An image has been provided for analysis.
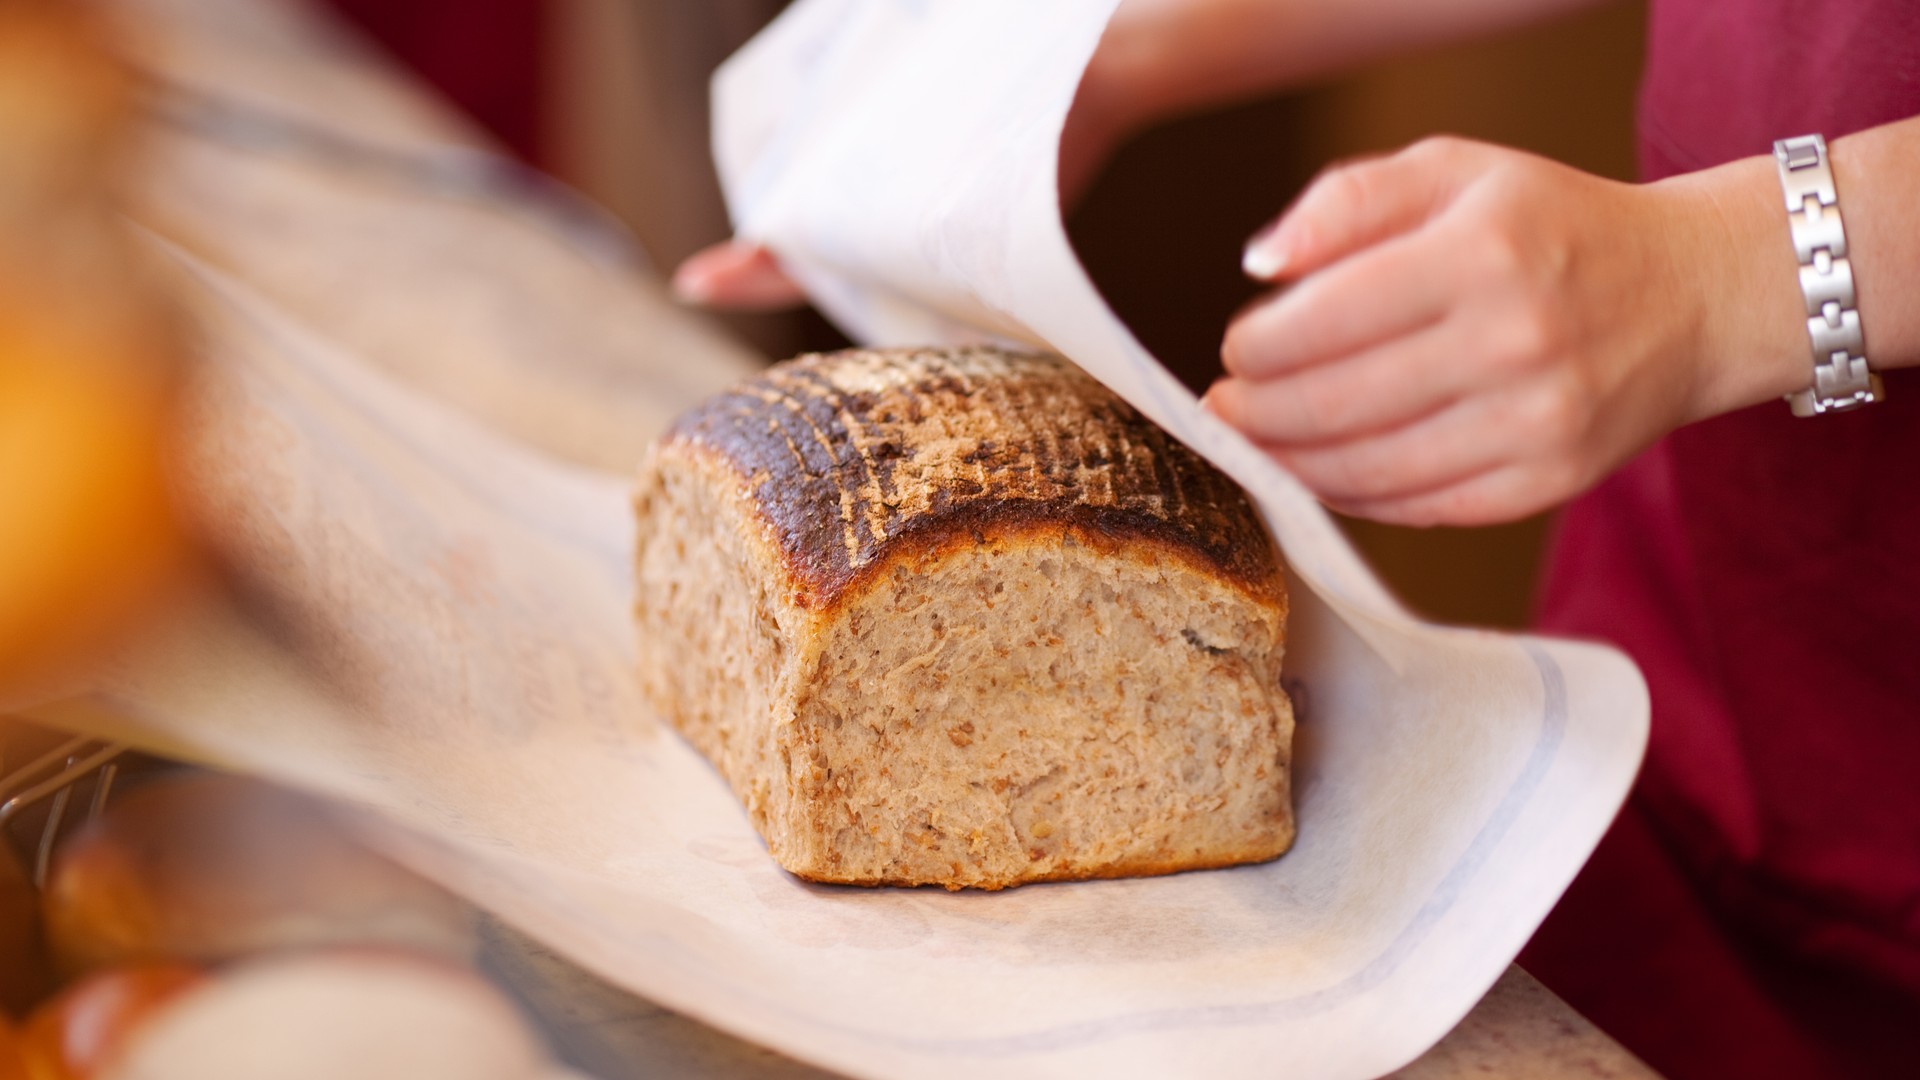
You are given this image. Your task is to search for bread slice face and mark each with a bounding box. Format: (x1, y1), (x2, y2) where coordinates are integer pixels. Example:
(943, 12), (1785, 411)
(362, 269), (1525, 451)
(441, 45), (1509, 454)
(634, 347), (1293, 889)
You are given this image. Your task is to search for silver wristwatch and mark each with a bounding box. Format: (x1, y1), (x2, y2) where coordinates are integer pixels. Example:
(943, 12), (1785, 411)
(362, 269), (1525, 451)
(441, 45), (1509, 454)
(1773, 134), (1884, 416)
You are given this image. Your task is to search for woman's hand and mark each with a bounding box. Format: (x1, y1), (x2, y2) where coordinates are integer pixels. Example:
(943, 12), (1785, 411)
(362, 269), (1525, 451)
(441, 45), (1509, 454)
(1210, 135), (1801, 527)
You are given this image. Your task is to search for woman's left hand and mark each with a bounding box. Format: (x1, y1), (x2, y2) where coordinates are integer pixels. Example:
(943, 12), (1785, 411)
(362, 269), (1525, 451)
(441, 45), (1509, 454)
(1209, 135), (1796, 526)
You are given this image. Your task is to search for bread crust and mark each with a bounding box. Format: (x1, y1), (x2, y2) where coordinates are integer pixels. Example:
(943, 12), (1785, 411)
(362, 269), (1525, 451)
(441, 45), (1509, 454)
(636, 347), (1293, 889)
(663, 347), (1282, 612)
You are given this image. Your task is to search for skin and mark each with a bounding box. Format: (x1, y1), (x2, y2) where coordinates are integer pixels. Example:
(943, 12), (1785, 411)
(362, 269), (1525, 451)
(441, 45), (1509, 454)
(674, 0), (1920, 526)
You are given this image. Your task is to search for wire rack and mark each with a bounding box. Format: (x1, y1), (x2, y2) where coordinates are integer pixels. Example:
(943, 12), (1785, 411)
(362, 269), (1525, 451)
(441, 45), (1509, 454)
(0, 729), (126, 888)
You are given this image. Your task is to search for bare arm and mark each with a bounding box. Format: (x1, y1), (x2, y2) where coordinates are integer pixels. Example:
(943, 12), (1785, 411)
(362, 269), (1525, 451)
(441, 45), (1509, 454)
(1083, 0), (1612, 139)
(675, 0), (1609, 306)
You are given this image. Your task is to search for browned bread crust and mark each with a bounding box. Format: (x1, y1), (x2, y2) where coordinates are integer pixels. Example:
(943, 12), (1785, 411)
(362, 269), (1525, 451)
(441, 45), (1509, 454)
(636, 346), (1293, 889)
(665, 347), (1282, 610)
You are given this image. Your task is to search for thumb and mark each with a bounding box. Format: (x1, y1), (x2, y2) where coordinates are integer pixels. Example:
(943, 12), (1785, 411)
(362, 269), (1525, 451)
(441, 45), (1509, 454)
(671, 241), (808, 311)
(1243, 136), (1482, 281)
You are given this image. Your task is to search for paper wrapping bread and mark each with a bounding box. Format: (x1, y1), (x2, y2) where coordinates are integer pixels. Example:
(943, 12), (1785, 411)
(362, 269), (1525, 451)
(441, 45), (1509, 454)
(634, 346), (1294, 889)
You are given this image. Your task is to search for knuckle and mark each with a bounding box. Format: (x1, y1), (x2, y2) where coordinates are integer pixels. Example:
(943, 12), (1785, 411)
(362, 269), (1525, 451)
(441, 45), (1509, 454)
(1241, 381), (1309, 443)
(1321, 444), (1383, 498)
(1535, 456), (1588, 503)
(1220, 323), (1255, 376)
(1300, 449), (1361, 498)
(1506, 308), (1559, 365)
(1395, 495), (1448, 528)
(1513, 369), (1599, 447)
(1474, 291), (1561, 372)
(1309, 161), (1376, 222)
(1434, 484), (1503, 527)
(1408, 134), (1466, 163)
(1515, 385), (1577, 446)
(1224, 310), (1296, 379)
(1550, 369), (1600, 442)
(1291, 379), (1341, 438)
(1473, 227), (1528, 281)
(1282, 443), (1328, 490)
(1536, 230), (1576, 285)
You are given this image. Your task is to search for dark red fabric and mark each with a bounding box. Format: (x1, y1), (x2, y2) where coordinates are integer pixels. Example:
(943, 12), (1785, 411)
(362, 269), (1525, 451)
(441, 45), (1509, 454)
(1521, 3), (1920, 1077)
(321, 0), (547, 164)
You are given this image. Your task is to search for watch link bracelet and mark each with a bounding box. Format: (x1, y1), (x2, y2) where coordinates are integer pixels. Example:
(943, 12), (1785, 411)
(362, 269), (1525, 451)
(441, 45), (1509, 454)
(1772, 134), (1884, 416)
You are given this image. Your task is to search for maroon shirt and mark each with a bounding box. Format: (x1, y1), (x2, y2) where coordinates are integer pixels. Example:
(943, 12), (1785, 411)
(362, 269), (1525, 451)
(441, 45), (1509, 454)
(1520, 3), (1920, 1077)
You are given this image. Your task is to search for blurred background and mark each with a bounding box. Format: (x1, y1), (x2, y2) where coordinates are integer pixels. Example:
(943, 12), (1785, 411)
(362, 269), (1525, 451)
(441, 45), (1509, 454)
(323, 0), (1646, 630)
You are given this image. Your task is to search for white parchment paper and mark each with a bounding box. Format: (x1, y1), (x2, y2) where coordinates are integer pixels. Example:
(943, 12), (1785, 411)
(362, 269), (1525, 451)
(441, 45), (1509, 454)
(17, 1), (1646, 1077)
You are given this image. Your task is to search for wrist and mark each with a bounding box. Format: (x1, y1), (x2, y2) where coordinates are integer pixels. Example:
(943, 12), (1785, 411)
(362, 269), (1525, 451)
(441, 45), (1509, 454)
(1079, 0), (1268, 142)
(1653, 154), (1812, 424)
(1062, 25), (1161, 205)
(1075, 14), (1173, 146)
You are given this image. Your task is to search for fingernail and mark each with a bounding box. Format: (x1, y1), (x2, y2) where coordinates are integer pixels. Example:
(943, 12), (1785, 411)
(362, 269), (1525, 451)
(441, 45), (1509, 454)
(1242, 220), (1291, 280)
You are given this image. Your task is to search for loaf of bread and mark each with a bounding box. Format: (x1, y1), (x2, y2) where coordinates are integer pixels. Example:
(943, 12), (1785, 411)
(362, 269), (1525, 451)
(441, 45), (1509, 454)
(634, 346), (1294, 890)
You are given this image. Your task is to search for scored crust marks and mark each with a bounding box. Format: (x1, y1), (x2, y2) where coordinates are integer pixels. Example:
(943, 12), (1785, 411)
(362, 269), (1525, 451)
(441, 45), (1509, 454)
(665, 347), (1278, 608)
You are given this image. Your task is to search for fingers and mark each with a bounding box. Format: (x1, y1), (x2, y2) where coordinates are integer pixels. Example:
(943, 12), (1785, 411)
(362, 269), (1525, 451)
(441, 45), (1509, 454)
(1331, 460), (1575, 528)
(1255, 385), (1562, 504)
(1210, 320), (1469, 444)
(1223, 229), (1452, 381)
(1242, 136), (1480, 282)
(670, 242), (808, 310)
(1212, 138), (1658, 528)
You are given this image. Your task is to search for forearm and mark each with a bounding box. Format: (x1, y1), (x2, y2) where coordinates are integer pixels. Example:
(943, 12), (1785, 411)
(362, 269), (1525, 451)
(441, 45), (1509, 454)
(1086, 0), (1611, 135)
(1666, 113), (1920, 421)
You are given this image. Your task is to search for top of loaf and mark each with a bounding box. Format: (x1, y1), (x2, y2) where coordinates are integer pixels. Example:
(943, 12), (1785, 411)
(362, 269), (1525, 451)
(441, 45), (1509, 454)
(661, 346), (1281, 609)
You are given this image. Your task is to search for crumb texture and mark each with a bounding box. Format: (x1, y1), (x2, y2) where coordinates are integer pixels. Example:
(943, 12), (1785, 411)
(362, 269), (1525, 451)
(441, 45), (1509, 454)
(635, 347), (1293, 889)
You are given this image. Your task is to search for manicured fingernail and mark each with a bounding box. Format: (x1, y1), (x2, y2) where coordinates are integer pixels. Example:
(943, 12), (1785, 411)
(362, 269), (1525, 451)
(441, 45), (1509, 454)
(1242, 220), (1291, 280)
